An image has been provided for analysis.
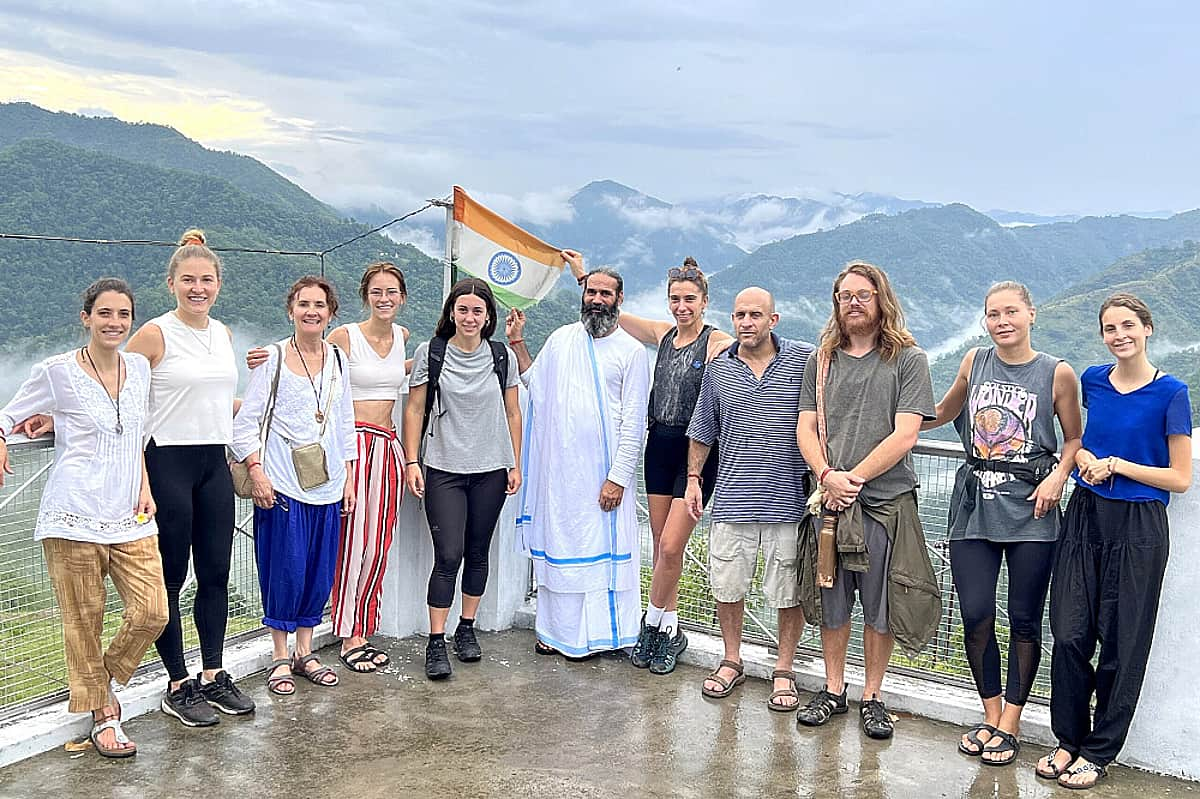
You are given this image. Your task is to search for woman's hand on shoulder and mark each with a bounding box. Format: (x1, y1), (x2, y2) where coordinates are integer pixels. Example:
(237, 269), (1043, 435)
(246, 346), (269, 370)
(707, 332), (734, 361)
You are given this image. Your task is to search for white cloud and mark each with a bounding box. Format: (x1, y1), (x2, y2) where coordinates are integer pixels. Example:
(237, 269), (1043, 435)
(471, 187), (576, 227)
(384, 226), (443, 259)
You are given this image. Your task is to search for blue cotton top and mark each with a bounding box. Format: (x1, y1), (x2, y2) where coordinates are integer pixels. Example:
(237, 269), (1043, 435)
(1074, 364), (1192, 505)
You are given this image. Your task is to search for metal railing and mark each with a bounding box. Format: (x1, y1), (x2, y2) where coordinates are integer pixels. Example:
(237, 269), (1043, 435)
(0, 437), (265, 719)
(627, 439), (1059, 701)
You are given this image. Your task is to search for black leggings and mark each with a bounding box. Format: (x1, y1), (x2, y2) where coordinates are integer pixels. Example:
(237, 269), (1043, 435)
(424, 467), (508, 609)
(146, 441), (235, 682)
(950, 538), (1054, 706)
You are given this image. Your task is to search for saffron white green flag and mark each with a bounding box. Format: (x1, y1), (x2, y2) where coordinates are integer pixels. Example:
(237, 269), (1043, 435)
(451, 185), (566, 309)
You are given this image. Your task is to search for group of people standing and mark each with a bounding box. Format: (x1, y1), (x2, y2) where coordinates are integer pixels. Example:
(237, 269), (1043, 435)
(0, 232), (1191, 791)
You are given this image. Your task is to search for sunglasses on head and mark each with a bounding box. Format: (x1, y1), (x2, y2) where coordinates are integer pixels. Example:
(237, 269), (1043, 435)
(668, 266), (703, 281)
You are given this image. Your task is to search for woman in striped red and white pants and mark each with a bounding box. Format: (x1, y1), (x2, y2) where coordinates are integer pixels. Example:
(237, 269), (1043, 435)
(248, 262), (411, 673)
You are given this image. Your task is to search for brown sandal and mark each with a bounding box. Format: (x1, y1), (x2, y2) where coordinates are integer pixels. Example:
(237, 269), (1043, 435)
(266, 658), (295, 695)
(292, 652), (339, 687)
(701, 659), (746, 698)
(767, 669), (800, 712)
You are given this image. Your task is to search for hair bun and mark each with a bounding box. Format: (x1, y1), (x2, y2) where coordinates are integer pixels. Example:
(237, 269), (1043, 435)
(683, 256), (699, 268)
(178, 228), (206, 246)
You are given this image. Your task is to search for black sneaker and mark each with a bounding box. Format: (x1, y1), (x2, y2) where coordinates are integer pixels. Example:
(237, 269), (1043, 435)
(161, 678), (219, 727)
(649, 628), (687, 675)
(861, 697), (895, 740)
(629, 614), (655, 669)
(796, 686), (849, 727)
(197, 670), (256, 715)
(425, 637), (452, 680)
(452, 623), (482, 663)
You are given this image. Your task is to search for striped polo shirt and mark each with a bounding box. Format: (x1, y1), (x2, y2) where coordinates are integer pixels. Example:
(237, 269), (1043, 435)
(686, 334), (814, 523)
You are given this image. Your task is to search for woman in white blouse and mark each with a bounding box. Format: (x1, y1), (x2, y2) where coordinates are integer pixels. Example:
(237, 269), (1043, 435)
(231, 276), (356, 694)
(0, 278), (167, 759)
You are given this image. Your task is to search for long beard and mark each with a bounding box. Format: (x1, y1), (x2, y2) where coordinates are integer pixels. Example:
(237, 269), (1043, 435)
(581, 301), (619, 338)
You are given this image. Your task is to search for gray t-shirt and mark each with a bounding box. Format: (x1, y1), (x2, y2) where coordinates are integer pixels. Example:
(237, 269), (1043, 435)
(411, 340), (521, 474)
(800, 345), (935, 504)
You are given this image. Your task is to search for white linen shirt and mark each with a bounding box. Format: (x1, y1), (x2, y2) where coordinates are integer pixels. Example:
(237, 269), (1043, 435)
(0, 350), (158, 544)
(231, 340), (356, 505)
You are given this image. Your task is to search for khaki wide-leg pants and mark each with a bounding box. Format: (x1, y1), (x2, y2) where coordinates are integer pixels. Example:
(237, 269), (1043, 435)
(43, 535), (168, 712)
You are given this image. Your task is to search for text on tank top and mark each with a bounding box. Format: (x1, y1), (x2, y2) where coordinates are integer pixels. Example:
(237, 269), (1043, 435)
(145, 311), (239, 445)
(346, 322), (408, 400)
(649, 325), (713, 427)
(956, 347), (1061, 489)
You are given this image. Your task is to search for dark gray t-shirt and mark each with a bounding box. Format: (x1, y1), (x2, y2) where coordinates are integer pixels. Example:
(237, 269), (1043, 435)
(800, 345), (935, 504)
(411, 340), (521, 473)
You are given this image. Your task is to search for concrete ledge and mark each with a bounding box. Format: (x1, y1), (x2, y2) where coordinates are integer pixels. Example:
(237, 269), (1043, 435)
(0, 623), (336, 769)
(514, 599), (1054, 743)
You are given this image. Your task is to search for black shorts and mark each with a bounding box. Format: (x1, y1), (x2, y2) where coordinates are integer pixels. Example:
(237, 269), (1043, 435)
(643, 423), (717, 506)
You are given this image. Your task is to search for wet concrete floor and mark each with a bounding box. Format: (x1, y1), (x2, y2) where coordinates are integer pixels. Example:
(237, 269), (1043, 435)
(0, 629), (1192, 798)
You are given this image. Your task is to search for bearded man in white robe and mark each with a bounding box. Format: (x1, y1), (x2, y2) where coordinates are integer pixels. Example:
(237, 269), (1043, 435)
(506, 261), (649, 658)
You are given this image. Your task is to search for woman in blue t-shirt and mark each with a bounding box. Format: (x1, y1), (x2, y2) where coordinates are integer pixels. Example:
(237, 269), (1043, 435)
(1037, 293), (1193, 790)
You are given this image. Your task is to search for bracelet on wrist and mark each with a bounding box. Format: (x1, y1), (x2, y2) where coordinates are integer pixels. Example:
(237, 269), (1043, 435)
(508, 339), (525, 345)
(246, 461), (262, 471)
(687, 472), (702, 486)
(405, 460), (420, 467)
(576, 275), (586, 286)
(818, 466), (834, 485)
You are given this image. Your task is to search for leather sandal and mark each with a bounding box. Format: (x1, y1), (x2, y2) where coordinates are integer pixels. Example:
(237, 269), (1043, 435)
(1059, 758), (1107, 790)
(90, 715), (136, 759)
(767, 670), (800, 712)
(958, 722), (998, 756)
(266, 658), (295, 695)
(701, 659), (745, 699)
(292, 652), (339, 687)
(339, 645), (377, 673)
(1036, 745), (1075, 779)
(980, 729), (1020, 767)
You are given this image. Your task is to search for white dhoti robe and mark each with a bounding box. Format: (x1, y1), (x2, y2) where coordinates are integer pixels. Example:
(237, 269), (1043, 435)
(518, 322), (649, 656)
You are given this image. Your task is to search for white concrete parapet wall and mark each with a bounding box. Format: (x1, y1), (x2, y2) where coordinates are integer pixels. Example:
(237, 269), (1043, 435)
(376, 397), (528, 638)
(1121, 450), (1200, 780)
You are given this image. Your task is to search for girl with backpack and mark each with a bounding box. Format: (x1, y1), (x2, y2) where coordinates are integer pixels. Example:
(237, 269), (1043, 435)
(402, 278), (522, 680)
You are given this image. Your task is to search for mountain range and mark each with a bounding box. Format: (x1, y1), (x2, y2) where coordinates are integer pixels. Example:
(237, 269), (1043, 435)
(0, 101), (1196, 424)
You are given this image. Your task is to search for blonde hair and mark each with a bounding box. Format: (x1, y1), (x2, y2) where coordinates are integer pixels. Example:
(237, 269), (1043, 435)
(168, 228), (222, 280)
(984, 280), (1034, 309)
(818, 261), (916, 362)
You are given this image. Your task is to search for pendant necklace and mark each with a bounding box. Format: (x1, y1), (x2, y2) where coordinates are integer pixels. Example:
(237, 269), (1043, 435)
(292, 335), (326, 423)
(177, 311), (213, 355)
(81, 346), (125, 434)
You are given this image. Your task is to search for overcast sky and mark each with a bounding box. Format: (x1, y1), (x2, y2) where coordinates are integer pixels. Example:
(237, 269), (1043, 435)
(1, 1), (1197, 220)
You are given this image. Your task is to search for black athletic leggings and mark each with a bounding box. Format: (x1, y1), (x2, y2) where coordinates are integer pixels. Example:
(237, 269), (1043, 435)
(950, 538), (1055, 706)
(145, 441), (235, 682)
(424, 467), (508, 609)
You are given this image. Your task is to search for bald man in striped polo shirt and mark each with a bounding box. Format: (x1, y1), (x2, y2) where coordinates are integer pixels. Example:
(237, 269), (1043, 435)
(684, 287), (814, 711)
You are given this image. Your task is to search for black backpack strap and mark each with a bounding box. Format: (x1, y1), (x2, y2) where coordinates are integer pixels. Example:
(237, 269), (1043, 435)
(488, 338), (509, 394)
(421, 337), (448, 439)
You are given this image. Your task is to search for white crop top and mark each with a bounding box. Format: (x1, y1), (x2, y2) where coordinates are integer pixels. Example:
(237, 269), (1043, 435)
(346, 323), (408, 400)
(144, 311), (238, 445)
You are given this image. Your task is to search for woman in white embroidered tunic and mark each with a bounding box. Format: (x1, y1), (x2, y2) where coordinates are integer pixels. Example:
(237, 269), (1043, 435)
(231, 276), (357, 695)
(0, 278), (167, 759)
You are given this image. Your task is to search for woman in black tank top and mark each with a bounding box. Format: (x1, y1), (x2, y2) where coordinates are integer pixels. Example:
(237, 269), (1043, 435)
(568, 254), (731, 675)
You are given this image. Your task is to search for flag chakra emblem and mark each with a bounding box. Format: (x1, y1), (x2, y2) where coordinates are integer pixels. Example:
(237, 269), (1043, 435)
(487, 251), (522, 285)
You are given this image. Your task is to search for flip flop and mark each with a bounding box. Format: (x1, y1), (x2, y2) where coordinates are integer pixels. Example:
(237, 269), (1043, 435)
(980, 729), (1020, 767)
(958, 722), (998, 756)
(1036, 745), (1075, 779)
(767, 669), (800, 712)
(90, 717), (136, 759)
(1059, 759), (1107, 790)
(701, 659), (745, 699)
(339, 645), (377, 673)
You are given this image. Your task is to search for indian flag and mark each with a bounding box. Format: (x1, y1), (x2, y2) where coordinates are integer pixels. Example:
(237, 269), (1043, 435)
(451, 185), (566, 309)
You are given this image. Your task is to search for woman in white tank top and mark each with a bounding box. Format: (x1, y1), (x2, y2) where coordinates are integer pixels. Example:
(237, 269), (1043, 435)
(248, 262), (410, 674)
(124, 230), (255, 725)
